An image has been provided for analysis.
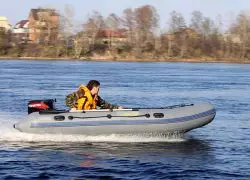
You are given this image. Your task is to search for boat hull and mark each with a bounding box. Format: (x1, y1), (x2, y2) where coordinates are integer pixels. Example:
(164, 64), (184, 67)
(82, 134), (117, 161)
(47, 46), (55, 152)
(14, 103), (216, 135)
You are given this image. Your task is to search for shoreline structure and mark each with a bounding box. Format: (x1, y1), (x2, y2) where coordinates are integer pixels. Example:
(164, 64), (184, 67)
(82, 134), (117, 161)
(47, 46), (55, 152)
(0, 56), (249, 64)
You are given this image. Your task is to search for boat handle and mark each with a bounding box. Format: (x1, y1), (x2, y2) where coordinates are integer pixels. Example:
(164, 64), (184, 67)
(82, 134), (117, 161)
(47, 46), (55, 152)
(153, 113), (164, 118)
(54, 115), (65, 121)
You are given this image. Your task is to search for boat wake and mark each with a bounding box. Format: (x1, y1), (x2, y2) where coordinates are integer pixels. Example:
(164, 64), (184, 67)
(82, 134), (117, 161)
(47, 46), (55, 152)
(0, 112), (185, 143)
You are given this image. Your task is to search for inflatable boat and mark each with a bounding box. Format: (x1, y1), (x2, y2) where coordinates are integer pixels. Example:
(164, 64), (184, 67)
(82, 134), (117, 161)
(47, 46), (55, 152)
(14, 99), (216, 135)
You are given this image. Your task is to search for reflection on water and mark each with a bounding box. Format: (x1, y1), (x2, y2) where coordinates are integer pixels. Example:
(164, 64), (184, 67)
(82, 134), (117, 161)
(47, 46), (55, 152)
(2, 137), (211, 156)
(0, 138), (215, 179)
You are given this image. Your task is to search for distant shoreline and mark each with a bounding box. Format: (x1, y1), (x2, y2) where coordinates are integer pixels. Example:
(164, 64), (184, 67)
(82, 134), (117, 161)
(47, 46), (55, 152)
(0, 56), (249, 64)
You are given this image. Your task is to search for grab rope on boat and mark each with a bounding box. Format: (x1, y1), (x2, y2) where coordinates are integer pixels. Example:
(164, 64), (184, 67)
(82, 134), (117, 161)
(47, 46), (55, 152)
(51, 104), (193, 121)
(67, 114), (151, 120)
(133, 103), (194, 110)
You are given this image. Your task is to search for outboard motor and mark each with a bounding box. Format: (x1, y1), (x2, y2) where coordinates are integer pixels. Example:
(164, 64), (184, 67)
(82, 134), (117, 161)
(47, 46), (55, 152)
(28, 99), (55, 114)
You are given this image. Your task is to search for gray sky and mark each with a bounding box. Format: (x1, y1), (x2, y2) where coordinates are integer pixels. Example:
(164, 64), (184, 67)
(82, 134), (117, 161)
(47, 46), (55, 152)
(1, 0), (249, 29)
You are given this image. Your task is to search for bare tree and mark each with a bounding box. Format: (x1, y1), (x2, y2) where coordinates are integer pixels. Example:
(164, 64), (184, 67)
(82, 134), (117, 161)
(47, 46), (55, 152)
(168, 11), (186, 33)
(105, 13), (121, 48)
(231, 12), (250, 58)
(122, 8), (135, 49)
(72, 11), (105, 58)
(60, 4), (75, 56)
(0, 28), (11, 55)
(167, 11), (186, 57)
(190, 11), (204, 33)
(134, 5), (159, 57)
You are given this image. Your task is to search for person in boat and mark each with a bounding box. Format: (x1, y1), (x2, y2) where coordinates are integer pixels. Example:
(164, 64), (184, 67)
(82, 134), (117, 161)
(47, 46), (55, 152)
(65, 80), (122, 110)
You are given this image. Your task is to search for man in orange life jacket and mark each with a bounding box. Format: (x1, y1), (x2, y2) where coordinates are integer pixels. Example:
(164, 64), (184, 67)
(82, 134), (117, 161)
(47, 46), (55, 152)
(65, 80), (122, 110)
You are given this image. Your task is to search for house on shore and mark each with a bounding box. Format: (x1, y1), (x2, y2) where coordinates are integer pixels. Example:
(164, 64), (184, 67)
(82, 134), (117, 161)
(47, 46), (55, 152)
(0, 16), (12, 31)
(28, 8), (59, 43)
(12, 20), (29, 44)
(96, 29), (127, 47)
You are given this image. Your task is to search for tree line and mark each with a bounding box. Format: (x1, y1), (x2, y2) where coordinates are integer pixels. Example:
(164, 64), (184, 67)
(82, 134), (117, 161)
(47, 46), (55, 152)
(0, 4), (250, 61)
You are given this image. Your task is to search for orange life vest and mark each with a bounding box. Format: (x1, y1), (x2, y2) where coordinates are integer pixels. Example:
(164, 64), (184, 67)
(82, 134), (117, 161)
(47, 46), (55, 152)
(76, 85), (97, 110)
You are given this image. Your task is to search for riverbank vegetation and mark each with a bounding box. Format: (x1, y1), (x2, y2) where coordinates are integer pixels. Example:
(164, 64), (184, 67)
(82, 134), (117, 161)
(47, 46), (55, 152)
(1, 4), (250, 63)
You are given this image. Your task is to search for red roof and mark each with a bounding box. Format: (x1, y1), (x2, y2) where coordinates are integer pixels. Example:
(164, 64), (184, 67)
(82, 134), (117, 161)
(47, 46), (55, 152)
(14, 20), (29, 28)
(96, 29), (126, 38)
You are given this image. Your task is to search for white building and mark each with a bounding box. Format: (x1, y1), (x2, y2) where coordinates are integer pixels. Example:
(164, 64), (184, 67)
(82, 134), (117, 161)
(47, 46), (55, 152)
(0, 16), (12, 31)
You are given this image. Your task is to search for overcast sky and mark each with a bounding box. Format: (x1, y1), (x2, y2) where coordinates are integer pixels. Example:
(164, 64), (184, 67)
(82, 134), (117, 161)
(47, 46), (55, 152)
(1, 0), (249, 29)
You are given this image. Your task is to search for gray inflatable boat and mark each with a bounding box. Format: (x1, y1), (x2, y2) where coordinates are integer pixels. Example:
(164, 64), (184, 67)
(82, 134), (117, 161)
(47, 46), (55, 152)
(14, 99), (216, 135)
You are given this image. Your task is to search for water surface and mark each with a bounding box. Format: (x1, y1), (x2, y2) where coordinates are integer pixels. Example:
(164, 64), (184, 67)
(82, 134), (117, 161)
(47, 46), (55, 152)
(0, 60), (249, 179)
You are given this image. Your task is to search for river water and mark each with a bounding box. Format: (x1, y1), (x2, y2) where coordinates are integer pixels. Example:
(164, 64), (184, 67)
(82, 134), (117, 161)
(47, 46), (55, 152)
(0, 59), (249, 179)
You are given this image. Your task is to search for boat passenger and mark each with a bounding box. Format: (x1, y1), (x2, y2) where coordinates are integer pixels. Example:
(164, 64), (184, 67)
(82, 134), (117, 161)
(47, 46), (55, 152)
(65, 80), (122, 110)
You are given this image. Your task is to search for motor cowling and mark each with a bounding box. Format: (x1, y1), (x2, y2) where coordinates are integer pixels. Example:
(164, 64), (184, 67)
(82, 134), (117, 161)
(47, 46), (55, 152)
(28, 99), (55, 114)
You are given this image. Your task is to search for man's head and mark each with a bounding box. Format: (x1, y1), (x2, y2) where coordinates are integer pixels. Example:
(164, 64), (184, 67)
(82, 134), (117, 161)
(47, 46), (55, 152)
(87, 80), (100, 95)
